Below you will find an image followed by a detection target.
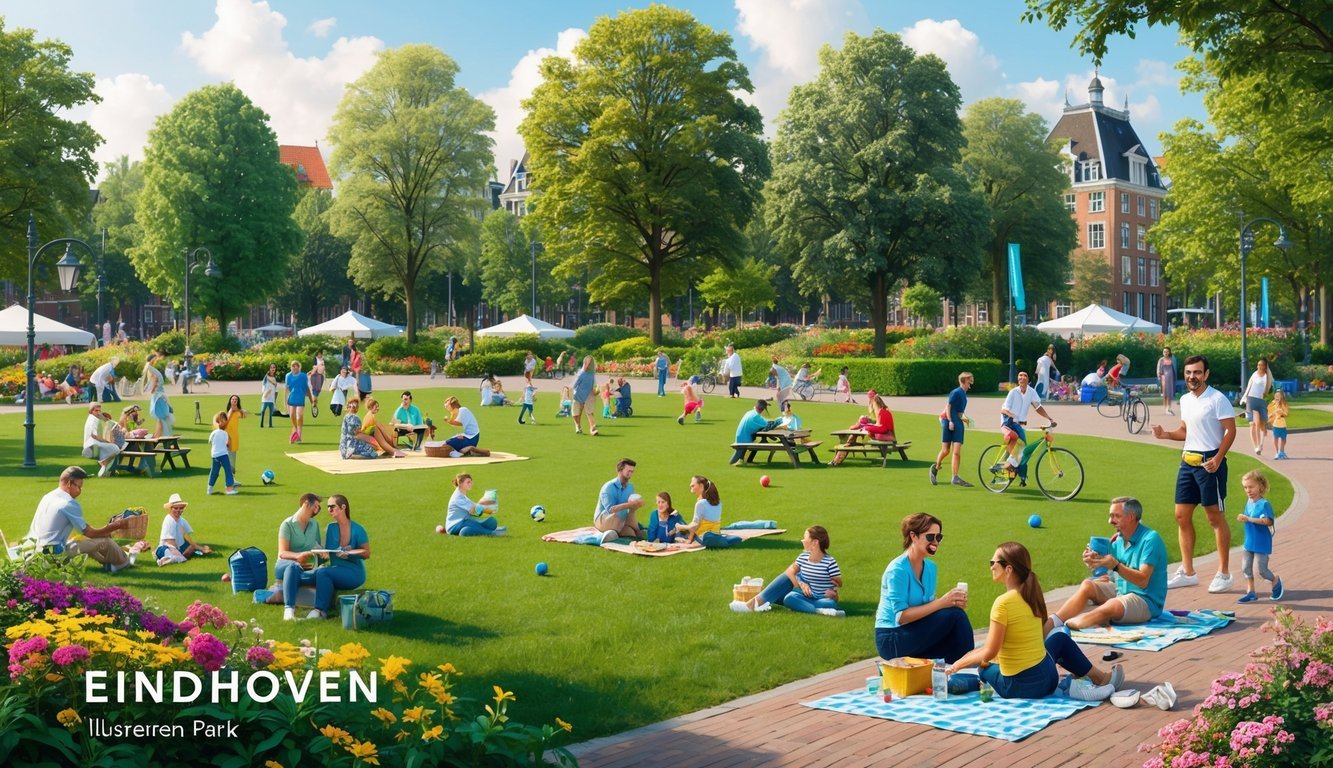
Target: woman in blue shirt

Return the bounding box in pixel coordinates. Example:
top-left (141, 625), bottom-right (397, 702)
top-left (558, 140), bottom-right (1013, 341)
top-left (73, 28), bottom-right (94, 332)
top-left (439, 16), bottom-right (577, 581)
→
top-left (874, 513), bottom-right (973, 662)
top-left (284, 360), bottom-right (310, 444)
top-left (308, 494), bottom-right (371, 619)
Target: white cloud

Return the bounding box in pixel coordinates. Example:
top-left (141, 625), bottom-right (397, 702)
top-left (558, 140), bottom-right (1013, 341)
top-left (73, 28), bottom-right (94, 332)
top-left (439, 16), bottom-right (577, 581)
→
top-left (734, 0), bottom-right (869, 131)
top-left (180, 0), bottom-right (382, 148)
top-left (65, 73), bottom-right (175, 178)
top-left (477, 28), bottom-right (586, 182)
top-left (899, 19), bottom-right (1003, 104)
top-left (308, 17), bottom-right (337, 38)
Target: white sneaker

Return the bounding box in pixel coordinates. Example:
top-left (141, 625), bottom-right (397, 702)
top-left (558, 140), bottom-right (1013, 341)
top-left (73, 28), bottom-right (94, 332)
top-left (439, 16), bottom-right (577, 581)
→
top-left (97, 464), bottom-right (109, 478)
top-left (816, 608), bottom-right (846, 617)
top-left (449, 451), bottom-right (463, 458)
top-left (754, 602), bottom-right (772, 612)
top-left (1208, 572), bottom-right (1233, 593)
top-left (1069, 677), bottom-right (1114, 702)
top-left (283, 607), bottom-right (297, 621)
top-left (599, 529), bottom-right (619, 544)
top-left (1167, 568), bottom-right (1199, 589)
top-left (729, 600), bottom-right (751, 613)
top-left (1142, 682), bottom-right (1177, 710)
top-left (107, 559), bottom-right (133, 574)
top-left (1108, 663), bottom-right (1125, 691)
top-left (306, 609), bottom-right (325, 620)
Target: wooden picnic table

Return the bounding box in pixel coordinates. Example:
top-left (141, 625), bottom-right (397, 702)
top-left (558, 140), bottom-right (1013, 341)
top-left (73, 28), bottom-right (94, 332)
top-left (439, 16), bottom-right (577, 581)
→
top-left (731, 429), bottom-right (823, 467)
top-left (829, 429), bottom-right (912, 467)
top-left (111, 435), bottom-right (192, 477)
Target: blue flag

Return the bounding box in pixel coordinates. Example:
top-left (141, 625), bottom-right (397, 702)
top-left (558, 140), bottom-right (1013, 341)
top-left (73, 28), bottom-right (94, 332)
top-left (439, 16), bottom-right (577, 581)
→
top-left (1008, 243), bottom-right (1026, 312)
top-left (1261, 277), bottom-right (1269, 328)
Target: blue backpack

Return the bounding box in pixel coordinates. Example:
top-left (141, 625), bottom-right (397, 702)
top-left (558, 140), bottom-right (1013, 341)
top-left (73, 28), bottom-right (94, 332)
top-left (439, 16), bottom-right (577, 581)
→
top-left (228, 547), bottom-right (268, 593)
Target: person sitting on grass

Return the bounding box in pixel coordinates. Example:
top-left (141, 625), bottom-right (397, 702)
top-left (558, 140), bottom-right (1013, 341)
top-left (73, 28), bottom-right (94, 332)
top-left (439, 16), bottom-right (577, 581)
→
top-left (1050, 497), bottom-right (1168, 631)
top-left (874, 513), bottom-right (972, 663)
top-left (731, 525), bottom-right (843, 616)
top-left (680, 475), bottom-right (739, 548)
top-left (646, 491), bottom-right (686, 543)
top-left (442, 395), bottom-right (486, 457)
top-left (275, 493), bottom-right (323, 621)
top-left (593, 458), bottom-right (645, 543)
top-left (157, 492), bottom-right (212, 565)
top-left (28, 466), bottom-right (136, 572)
top-left (443, 473), bottom-right (505, 536)
top-left (360, 397), bottom-right (407, 458)
top-left (306, 494), bottom-right (370, 620)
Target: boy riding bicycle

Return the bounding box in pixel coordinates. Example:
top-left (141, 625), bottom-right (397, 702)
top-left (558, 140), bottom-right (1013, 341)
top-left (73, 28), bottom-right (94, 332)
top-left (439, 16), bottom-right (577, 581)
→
top-left (997, 371), bottom-right (1057, 485)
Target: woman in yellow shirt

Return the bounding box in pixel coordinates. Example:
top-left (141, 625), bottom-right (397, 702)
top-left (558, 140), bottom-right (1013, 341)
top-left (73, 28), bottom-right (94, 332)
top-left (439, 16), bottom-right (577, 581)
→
top-left (947, 542), bottom-right (1123, 700)
top-left (360, 397), bottom-right (405, 458)
top-left (224, 395), bottom-right (246, 479)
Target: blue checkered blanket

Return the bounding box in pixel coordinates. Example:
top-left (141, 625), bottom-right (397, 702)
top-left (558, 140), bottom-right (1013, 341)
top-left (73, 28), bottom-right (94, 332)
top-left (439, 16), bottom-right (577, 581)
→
top-left (1069, 609), bottom-right (1233, 651)
top-left (802, 688), bottom-right (1099, 741)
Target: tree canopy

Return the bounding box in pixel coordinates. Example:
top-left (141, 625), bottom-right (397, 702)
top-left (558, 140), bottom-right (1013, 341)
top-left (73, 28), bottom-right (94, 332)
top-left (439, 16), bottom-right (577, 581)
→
top-left (132, 84), bottom-right (302, 334)
top-left (1069, 250), bottom-right (1112, 308)
top-left (478, 210), bottom-right (565, 317)
top-left (85, 157), bottom-right (153, 325)
top-left (0, 20), bottom-right (101, 278)
top-left (328, 44), bottom-right (495, 344)
top-left (519, 5), bottom-right (770, 344)
top-left (766, 30), bottom-right (988, 355)
top-left (272, 189), bottom-right (356, 327)
top-left (960, 98), bottom-right (1077, 321)
top-left (697, 258), bottom-right (777, 328)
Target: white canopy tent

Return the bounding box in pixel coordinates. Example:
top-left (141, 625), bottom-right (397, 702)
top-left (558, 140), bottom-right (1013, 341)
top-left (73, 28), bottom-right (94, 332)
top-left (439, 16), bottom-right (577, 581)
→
top-left (297, 310), bottom-right (402, 339)
top-left (0, 304), bottom-right (96, 347)
top-left (475, 314), bottom-right (575, 339)
top-left (1036, 304), bottom-right (1163, 337)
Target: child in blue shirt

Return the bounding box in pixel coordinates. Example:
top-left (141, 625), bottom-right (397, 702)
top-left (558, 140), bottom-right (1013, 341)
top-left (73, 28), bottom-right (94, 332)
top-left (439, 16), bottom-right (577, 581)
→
top-left (518, 384), bottom-right (537, 424)
top-left (646, 491), bottom-right (685, 544)
top-left (1236, 469), bottom-right (1283, 602)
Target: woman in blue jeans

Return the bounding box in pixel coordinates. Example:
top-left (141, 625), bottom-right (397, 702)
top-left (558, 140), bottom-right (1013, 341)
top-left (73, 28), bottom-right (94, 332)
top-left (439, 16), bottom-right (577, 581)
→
top-left (731, 525), bottom-right (843, 616)
top-left (873, 513), bottom-right (973, 662)
top-left (274, 493), bottom-right (323, 622)
top-left (946, 542), bottom-right (1123, 700)
top-left (308, 494), bottom-right (371, 620)
top-left (444, 473), bottom-right (503, 536)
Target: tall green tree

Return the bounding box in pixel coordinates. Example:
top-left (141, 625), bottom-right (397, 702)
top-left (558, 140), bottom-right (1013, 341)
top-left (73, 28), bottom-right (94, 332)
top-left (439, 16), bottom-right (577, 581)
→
top-left (272, 189), bottom-right (356, 327)
top-left (698, 258), bottom-right (777, 328)
top-left (519, 5), bottom-right (770, 344)
top-left (328, 44), bottom-right (495, 343)
top-left (0, 20), bottom-right (101, 278)
top-left (766, 30), bottom-right (988, 356)
top-left (1069, 250), bottom-right (1112, 307)
top-left (132, 84), bottom-right (302, 334)
top-left (84, 157), bottom-right (153, 325)
top-left (478, 210), bottom-right (565, 317)
top-left (901, 284), bottom-right (943, 327)
top-left (960, 98), bottom-right (1077, 322)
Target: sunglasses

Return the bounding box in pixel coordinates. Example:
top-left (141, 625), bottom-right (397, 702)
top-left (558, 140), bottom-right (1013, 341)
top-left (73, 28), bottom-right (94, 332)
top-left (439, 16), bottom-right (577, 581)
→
top-left (921, 533), bottom-right (944, 544)
top-left (989, 559), bottom-right (1008, 567)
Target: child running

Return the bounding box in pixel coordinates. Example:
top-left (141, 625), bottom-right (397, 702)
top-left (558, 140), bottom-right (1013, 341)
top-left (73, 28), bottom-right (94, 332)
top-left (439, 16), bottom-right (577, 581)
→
top-left (1270, 390), bottom-right (1290, 459)
top-left (206, 412), bottom-right (238, 495)
top-left (1236, 469), bottom-right (1283, 603)
top-left (677, 376), bottom-right (703, 424)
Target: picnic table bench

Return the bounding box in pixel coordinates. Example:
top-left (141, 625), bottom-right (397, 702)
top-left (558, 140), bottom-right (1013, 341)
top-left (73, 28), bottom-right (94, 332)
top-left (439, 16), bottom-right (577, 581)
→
top-left (829, 429), bottom-right (912, 467)
top-left (110, 435), bottom-right (191, 477)
top-left (731, 429), bottom-right (823, 467)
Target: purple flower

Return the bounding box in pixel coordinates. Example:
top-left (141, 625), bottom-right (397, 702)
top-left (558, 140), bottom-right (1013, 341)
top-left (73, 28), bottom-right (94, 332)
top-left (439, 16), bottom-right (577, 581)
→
top-left (188, 633), bottom-right (229, 672)
top-left (51, 645), bottom-right (91, 667)
top-left (245, 645), bottom-right (274, 669)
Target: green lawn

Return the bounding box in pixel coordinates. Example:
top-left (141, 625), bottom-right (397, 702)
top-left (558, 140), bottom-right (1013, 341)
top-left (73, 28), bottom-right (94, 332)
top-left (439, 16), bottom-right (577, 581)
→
top-left (0, 389), bottom-right (1292, 738)
top-left (1236, 407), bottom-right (1333, 431)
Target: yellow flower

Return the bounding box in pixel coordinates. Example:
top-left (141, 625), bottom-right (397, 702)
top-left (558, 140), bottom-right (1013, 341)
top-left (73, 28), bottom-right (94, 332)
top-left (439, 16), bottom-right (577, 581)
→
top-left (402, 706), bottom-right (434, 724)
top-left (432, 689), bottom-right (456, 707)
top-left (264, 761), bottom-right (284, 768)
top-left (56, 708), bottom-right (81, 729)
top-left (337, 642), bottom-right (371, 664)
top-left (394, 730), bottom-right (411, 743)
top-left (344, 739), bottom-right (380, 765)
top-left (556, 717), bottom-right (573, 733)
top-left (492, 685), bottom-right (515, 704)
top-left (370, 707), bottom-right (397, 725)
top-left (45, 673), bottom-right (64, 683)
top-left (436, 662), bottom-right (458, 675)
top-left (319, 724), bottom-right (354, 745)
top-left (392, 679), bottom-right (408, 695)
top-left (379, 655), bottom-right (411, 682)
top-left (421, 724), bottom-right (443, 742)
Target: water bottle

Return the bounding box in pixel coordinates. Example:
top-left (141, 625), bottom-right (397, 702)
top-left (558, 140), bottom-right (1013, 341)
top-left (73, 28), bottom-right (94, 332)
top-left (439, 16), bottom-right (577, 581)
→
top-left (932, 659), bottom-right (948, 701)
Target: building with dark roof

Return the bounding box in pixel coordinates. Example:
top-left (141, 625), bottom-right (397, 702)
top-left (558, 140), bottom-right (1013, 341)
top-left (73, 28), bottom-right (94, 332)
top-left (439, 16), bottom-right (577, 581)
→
top-left (499, 151), bottom-right (532, 218)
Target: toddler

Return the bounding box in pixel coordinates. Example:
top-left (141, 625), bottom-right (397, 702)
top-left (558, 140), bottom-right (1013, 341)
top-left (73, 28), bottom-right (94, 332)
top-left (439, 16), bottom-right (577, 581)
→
top-left (206, 412), bottom-right (238, 495)
top-left (601, 380), bottom-right (614, 418)
top-left (557, 385), bottom-right (572, 418)
top-left (836, 366), bottom-right (854, 403)
top-left (519, 383), bottom-right (537, 424)
top-left (1270, 390), bottom-right (1290, 459)
top-left (1236, 469), bottom-right (1282, 602)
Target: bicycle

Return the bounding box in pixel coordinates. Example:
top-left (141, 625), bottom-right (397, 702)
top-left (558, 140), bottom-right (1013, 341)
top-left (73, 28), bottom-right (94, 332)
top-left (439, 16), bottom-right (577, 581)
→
top-left (696, 364), bottom-right (718, 395)
top-left (793, 379), bottom-right (815, 401)
top-left (1096, 384), bottom-right (1149, 434)
top-left (977, 426), bottom-right (1084, 501)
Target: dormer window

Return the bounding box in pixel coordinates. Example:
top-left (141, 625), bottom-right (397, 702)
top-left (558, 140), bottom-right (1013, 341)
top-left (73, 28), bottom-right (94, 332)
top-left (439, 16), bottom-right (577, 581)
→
top-left (1080, 160), bottom-right (1101, 182)
top-left (1127, 155), bottom-right (1147, 186)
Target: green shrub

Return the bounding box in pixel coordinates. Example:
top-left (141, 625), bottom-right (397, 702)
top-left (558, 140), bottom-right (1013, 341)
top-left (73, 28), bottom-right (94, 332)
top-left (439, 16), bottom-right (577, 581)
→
top-left (731, 356), bottom-right (1002, 395)
top-left (473, 333), bottom-right (574, 360)
top-left (366, 335), bottom-right (447, 365)
top-left (706, 324), bottom-right (800, 349)
top-left (444, 351), bottom-right (528, 377)
top-left (1155, 328), bottom-right (1300, 387)
top-left (680, 343), bottom-right (726, 380)
top-left (572, 323), bottom-right (643, 350)
top-left (255, 335), bottom-right (341, 357)
top-left (893, 325), bottom-right (1068, 374)
top-left (146, 329), bottom-right (185, 355)
top-left (191, 328), bottom-right (242, 354)
top-left (1308, 343), bottom-right (1332, 365)
top-left (596, 337), bottom-right (690, 361)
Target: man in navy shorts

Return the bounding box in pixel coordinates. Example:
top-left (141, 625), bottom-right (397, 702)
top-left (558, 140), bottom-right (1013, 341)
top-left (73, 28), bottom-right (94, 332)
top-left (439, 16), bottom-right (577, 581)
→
top-left (930, 371), bottom-right (974, 487)
top-left (1151, 354), bottom-right (1237, 593)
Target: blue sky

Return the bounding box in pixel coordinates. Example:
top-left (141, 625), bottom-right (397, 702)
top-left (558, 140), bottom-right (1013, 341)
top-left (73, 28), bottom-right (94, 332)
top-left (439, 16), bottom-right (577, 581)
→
top-left (1, 0), bottom-right (1203, 181)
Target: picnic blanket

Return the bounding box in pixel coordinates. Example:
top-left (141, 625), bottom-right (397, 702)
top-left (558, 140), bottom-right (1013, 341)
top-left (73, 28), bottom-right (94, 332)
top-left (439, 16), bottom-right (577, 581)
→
top-left (1069, 609), bottom-right (1234, 651)
top-left (286, 450), bottom-right (528, 475)
top-left (541, 526), bottom-right (785, 556)
top-left (801, 688), bottom-right (1100, 742)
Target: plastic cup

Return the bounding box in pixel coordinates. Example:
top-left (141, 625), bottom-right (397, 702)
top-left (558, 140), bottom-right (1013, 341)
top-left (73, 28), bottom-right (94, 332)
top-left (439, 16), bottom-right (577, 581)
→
top-left (865, 676), bottom-right (880, 695)
top-left (979, 680), bottom-right (994, 703)
top-left (1089, 536), bottom-right (1111, 577)
top-left (955, 581), bottom-right (968, 595)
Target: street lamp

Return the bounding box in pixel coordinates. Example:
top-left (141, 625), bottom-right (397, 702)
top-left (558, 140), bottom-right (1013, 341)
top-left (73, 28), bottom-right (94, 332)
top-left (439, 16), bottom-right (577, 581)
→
top-left (96, 227), bottom-right (107, 344)
top-left (181, 246), bottom-right (221, 394)
top-left (23, 214), bottom-right (89, 469)
top-left (1239, 217), bottom-right (1292, 388)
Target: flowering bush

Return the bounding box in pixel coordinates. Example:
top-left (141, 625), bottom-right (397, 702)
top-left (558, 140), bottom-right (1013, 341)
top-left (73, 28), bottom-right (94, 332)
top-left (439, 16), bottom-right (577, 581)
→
top-left (810, 341), bottom-right (874, 358)
top-left (1141, 608), bottom-right (1333, 768)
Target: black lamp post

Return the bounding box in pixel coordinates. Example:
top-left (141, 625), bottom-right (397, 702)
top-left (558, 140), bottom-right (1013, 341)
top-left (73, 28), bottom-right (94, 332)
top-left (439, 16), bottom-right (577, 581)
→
top-left (1239, 217), bottom-right (1292, 388)
top-left (96, 227), bottom-right (107, 343)
top-left (181, 246), bottom-right (221, 394)
top-left (23, 214), bottom-right (89, 469)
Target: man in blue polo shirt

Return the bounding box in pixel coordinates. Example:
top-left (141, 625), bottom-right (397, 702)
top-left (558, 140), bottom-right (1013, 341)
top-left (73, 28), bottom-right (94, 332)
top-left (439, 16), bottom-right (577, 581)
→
top-left (729, 399), bottom-right (779, 465)
top-left (1053, 496), bottom-right (1168, 629)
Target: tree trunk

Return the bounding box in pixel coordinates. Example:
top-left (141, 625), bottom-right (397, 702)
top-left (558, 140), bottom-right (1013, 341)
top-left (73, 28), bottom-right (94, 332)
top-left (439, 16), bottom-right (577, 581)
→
top-left (871, 271), bottom-right (888, 357)
top-left (648, 258), bottom-right (663, 345)
top-left (1321, 282), bottom-right (1329, 346)
top-left (404, 272), bottom-right (417, 344)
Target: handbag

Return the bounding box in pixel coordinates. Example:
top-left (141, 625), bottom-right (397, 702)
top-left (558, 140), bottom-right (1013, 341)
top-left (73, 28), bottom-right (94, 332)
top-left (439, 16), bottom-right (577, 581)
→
top-left (354, 590), bottom-right (394, 627)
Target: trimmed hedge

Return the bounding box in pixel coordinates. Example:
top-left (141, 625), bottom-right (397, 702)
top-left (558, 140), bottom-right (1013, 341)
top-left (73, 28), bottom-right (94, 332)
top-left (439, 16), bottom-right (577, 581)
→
top-left (366, 336), bottom-right (447, 365)
top-left (444, 351), bottom-right (528, 378)
top-left (729, 350), bottom-right (1002, 396)
top-left (573, 323), bottom-right (643, 350)
top-left (253, 335), bottom-right (341, 357)
top-left (473, 333), bottom-right (574, 361)
top-left (705, 324), bottom-right (800, 350)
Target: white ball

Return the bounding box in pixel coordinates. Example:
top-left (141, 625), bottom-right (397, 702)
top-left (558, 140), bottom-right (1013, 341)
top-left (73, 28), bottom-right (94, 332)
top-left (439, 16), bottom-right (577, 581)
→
top-left (529, 505), bottom-right (546, 522)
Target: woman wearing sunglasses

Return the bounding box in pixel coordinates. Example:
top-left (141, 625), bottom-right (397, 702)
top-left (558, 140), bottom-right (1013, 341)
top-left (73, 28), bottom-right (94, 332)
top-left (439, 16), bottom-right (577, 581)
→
top-left (945, 541), bottom-right (1122, 700)
top-left (874, 513), bottom-right (973, 662)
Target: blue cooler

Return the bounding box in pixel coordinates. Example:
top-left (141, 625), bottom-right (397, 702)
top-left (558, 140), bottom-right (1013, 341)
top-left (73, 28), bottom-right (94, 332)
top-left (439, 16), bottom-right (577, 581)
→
top-left (1080, 384), bottom-right (1095, 403)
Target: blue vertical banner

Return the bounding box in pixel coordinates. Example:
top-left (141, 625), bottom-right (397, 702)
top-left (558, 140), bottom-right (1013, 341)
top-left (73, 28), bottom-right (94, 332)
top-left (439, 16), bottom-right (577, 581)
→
top-left (1261, 277), bottom-right (1270, 328)
top-left (1007, 243), bottom-right (1026, 312)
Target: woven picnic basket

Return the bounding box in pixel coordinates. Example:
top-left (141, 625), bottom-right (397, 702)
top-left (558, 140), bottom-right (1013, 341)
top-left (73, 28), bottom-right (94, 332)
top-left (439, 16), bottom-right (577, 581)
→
top-left (111, 508), bottom-right (149, 540)
top-left (423, 444), bottom-right (450, 458)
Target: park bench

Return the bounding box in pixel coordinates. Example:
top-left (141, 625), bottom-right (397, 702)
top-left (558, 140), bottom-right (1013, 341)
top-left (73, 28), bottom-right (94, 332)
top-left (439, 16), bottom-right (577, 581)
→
top-left (732, 429), bottom-right (823, 467)
top-left (112, 450), bottom-right (158, 477)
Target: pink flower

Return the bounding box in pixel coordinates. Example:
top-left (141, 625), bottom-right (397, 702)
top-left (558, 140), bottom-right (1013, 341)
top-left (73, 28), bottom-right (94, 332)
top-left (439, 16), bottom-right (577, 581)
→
top-left (187, 633), bottom-right (229, 672)
top-left (245, 645), bottom-right (274, 669)
top-left (185, 600), bottom-right (229, 629)
top-left (50, 645), bottom-right (91, 667)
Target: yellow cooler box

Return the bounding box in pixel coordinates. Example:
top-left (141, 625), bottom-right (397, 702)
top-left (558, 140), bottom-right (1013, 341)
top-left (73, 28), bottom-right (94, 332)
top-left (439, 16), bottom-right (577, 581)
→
top-left (881, 657), bottom-right (934, 697)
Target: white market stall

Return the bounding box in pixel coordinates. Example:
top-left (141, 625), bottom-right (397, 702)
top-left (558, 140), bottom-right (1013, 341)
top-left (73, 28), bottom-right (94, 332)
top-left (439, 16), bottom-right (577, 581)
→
top-left (475, 314), bottom-right (575, 340)
top-left (297, 310), bottom-right (403, 340)
top-left (1036, 304), bottom-right (1163, 337)
top-left (0, 304), bottom-right (97, 347)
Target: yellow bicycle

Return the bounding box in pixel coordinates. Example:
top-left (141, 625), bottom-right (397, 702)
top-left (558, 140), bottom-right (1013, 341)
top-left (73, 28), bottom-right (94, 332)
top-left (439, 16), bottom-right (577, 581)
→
top-left (977, 426), bottom-right (1085, 501)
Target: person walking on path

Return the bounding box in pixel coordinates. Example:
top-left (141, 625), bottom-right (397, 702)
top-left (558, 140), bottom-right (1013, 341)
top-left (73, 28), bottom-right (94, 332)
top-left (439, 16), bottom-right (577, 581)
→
top-left (931, 372), bottom-right (974, 487)
top-left (655, 350), bottom-right (670, 397)
top-left (1035, 346), bottom-right (1058, 400)
top-left (724, 344), bottom-right (743, 398)
top-left (1235, 469), bottom-right (1283, 603)
top-left (1157, 347), bottom-right (1177, 415)
top-left (1150, 354), bottom-right (1236, 593)
top-left (1243, 358), bottom-right (1274, 456)
top-left (571, 356), bottom-right (600, 436)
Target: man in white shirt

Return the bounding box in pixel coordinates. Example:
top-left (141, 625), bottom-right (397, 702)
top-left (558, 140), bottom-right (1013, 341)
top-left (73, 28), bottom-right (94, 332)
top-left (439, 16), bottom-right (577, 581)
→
top-left (1151, 354), bottom-right (1237, 593)
top-left (1035, 347), bottom-right (1059, 399)
top-left (724, 344), bottom-right (743, 398)
top-left (28, 466), bottom-right (133, 571)
top-left (997, 372), bottom-right (1055, 484)
top-left (82, 402), bottom-right (122, 477)
top-left (90, 358), bottom-right (120, 403)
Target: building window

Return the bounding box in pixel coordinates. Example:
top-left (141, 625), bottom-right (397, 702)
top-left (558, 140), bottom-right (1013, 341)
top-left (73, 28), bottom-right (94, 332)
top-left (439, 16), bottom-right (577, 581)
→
top-left (1149, 199), bottom-right (1159, 220)
top-left (1137, 225), bottom-right (1146, 251)
top-left (1120, 223), bottom-right (1131, 249)
top-left (1088, 222), bottom-right (1105, 249)
top-left (1151, 293), bottom-right (1160, 325)
top-left (1150, 260), bottom-right (1159, 287)
top-left (144, 310), bottom-right (154, 324)
top-left (976, 303), bottom-right (989, 324)
top-left (1089, 191), bottom-right (1105, 213)
top-left (1129, 156), bottom-right (1148, 186)
top-left (1055, 300), bottom-right (1072, 318)
top-left (1122, 255), bottom-right (1132, 285)
top-left (1080, 160), bottom-right (1101, 182)
top-left (1138, 292), bottom-right (1145, 318)
top-left (1120, 192), bottom-right (1130, 213)
top-left (1137, 195), bottom-right (1145, 216)
top-left (1137, 256), bottom-right (1146, 285)
top-left (1123, 292), bottom-right (1132, 314)
top-left (1064, 193), bottom-right (1076, 212)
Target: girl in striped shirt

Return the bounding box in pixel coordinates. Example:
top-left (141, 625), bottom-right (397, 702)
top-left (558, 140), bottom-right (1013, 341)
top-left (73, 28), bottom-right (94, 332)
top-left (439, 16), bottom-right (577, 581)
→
top-left (730, 526), bottom-right (845, 616)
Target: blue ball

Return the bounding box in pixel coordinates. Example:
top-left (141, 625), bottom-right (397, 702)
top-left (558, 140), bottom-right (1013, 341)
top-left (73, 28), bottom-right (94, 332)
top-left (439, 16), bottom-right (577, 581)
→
top-left (1028, 514), bottom-right (1042, 529)
top-left (535, 562), bottom-right (549, 576)
top-left (261, 469), bottom-right (275, 485)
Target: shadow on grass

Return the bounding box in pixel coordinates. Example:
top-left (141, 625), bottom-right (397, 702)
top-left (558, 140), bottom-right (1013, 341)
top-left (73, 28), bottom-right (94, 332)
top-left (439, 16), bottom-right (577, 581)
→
top-left (375, 610), bottom-right (499, 645)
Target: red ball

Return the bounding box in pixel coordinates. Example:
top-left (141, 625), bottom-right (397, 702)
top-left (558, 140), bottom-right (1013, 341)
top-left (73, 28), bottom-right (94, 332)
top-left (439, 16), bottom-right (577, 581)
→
top-left (220, 573), bottom-right (230, 582)
top-left (760, 475), bottom-right (771, 487)
top-left (435, 524), bottom-right (446, 534)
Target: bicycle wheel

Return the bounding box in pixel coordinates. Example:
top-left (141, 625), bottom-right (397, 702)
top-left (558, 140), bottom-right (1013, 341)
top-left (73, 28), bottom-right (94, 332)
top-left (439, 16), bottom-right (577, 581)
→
top-left (701, 376), bottom-right (716, 394)
top-left (977, 444), bottom-right (1014, 494)
top-left (1125, 398), bottom-right (1148, 434)
top-left (1095, 394), bottom-right (1122, 418)
top-left (794, 381), bottom-right (814, 401)
top-left (1035, 447), bottom-right (1084, 501)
